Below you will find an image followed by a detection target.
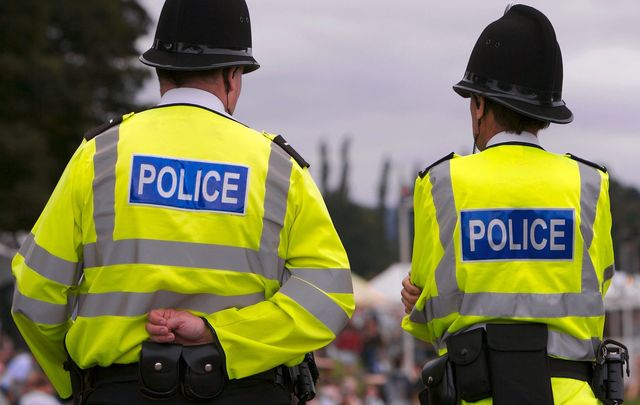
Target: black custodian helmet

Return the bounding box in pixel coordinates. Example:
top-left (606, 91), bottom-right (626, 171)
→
top-left (140, 0), bottom-right (259, 73)
top-left (453, 4), bottom-right (572, 124)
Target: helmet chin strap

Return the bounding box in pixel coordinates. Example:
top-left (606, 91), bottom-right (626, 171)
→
top-left (223, 69), bottom-right (233, 115)
top-left (472, 96), bottom-right (481, 154)
top-left (224, 91), bottom-right (232, 115)
top-left (472, 126), bottom-right (480, 154)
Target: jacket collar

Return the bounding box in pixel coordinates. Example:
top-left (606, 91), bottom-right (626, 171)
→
top-left (485, 131), bottom-right (541, 148)
top-left (158, 87), bottom-right (232, 118)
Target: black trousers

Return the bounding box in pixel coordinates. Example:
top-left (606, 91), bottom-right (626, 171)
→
top-left (84, 378), bottom-right (293, 405)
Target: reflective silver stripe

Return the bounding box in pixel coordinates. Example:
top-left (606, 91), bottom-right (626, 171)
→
top-left (548, 330), bottom-right (600, 361)
top-left (19, 233), bottom-right (82, 286)
top-left (77, 290), bottom-right (264, 318)
top-left (578, 165), bottom-right (601, 249)
top-left (411, 290), bottom-right (604, 322)
top-left (409, 162), bottom-right (459, 326)
top-left (260, 143), bottom-right (292, 254)
top-left (581, 249), bottom-right (599, 295)
top-left (409, 304), bottom-right (428, 324)
top-left (83, 239), bottom-right (281, 281)
top-left (461, 292), bottom-right (603, 318)
top-left (419, 290), bottom-right (603, 320)
top-left (429, 160), bottom-right (460, 296)
top-left (253, 142), bottom-right (292, 282)
top-left (12, 288), bottom-right (72, 325)
top-left (279, 276), bottom-right (349, 335)
top-left (93, 126), bottom-right (120, 241)
top-left (578, 163), bottom-right (602, 293)
top-left (289, 268), bottom-right (353, 294)
top-left (414, 292), bottom-right (464, 322)
top-left (603, 265), bottom-right (614, 282)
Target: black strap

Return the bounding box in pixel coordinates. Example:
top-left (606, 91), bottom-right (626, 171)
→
top-left (238, 366), bottom-right (289, 385)
top-left (273, 135), bottom-right (310, 168)
top-left (84, 116), bottom-right (124, 141)
top-left (549, 358), bottom-right (593, 383)
top-left (419, 152), bottom-right (455, 179)
top-left (92, 363), bottom-right (138, 386)
top-left (90, 363), bottom-right (288, 385)
top-left (566, 153), bottom-right (607, 173)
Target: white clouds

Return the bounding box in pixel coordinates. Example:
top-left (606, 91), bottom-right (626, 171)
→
top-left (136, 0), bottom-right (640, 205)
top-left (568, 47), bottom-right (640, 89)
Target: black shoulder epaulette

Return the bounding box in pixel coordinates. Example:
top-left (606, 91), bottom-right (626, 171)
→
top-left (84, 116), bottom-right (124, 141)
top-left (419, 152), bottom-right (455, 178)
top-left (566, 153), bottom-right (607, 173)
top-left (273, 135), bottom-right (310, 168)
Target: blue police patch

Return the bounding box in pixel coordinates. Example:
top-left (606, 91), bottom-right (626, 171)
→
top-left (129, 155), bottom-right (249, 214)
top-left (460, 209), bottom-right (574, 262)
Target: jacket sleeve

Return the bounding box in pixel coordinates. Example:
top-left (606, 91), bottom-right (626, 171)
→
top-left (205, 164), bottom-right (354, 379)
top-left (592, 171), bottom-right (615, 296)
top-left (11, 141), bottom-right (89, 399)
top-left (401, 174), bottom-right (445, 344)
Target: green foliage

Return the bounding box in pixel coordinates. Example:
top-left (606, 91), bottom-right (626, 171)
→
top-left (610, 179), bottom-right (640, 271)
top-left (321, 138), bottom-right (398, 279)
top-left (0, 0), bottom-right (150, 230)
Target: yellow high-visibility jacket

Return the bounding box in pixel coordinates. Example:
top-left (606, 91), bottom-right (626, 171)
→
top-left (12, 105), bottom-right (354, 398)
top-left (402, 141), bottom-right (614, 363)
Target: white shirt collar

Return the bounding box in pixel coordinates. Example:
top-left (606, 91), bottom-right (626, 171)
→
top-left (485, 131), bottom-right (541, 148)
top-left (158, 87), bottom-right (232, 118)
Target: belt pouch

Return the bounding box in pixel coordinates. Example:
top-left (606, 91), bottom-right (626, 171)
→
top-left (448, 328), bottom-right (491, 402)
top-left (181, 344), bottom-right (225, 400)
top-left (419, 354), bottom-right (458, 405)
top-left (486, 324), bottom-right (553, 405)
top-left (139, 342), bottom-right (182, 399)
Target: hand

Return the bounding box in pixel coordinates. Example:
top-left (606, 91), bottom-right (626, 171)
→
top-left (146, 309), bottom-right (214, 345)
top-left (401, 274), bottom-right (422, 314)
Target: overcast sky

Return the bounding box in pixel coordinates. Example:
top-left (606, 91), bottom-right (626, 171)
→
top-left (137, 0), bottom-right (640, 206)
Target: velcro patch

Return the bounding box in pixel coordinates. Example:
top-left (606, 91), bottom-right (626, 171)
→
top-left (129, 155), bottom-right (249, 214)
top-left (460, 209), bottom-right (574, 262)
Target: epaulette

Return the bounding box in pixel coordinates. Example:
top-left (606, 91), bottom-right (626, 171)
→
top-left (84, 115), bottom-right (124, 141)
top-left (566, 153), bottom-right (607, 173)
top-left (272, 135), bottom-right (310, 168)
top-left (419, 152), bottom-right (455, 178)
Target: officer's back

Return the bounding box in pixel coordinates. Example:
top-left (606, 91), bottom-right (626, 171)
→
top-left (402, 5), bottom-right (622, 405)
top-left (11, 1), bottom-right (354, 403)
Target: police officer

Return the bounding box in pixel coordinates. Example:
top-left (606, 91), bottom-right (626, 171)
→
top-left (401, 5), bottom-right (617, 405)
top-left (11, 0), bottom-right (354, 403)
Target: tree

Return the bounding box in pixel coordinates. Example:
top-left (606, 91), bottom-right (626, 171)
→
top-left (319, 141), bottom-right (329, 195)
top-left (320, 138), bottom-right (398, 278)
top-left (337, 137), bottom-right (351, 200)
top-left (610, 179), bottom-right (640, 273)
top-left (0, 0), bottom-right (150, 230)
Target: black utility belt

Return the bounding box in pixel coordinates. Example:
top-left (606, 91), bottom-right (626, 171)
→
top-left (90, 359), bottom-right (284, 390)
top-left (65, 342), bottom-right (228, 403)
top-left (92, 342), bottom-right (290, 401)
top-left (130, 342), bottom-right (228, 400)
top-left (419, 324), bottom-right (630, 405)
top-left (65, 343), bottom-right (322, 405)
top-left (67, 343), bottom-right (320, 405)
